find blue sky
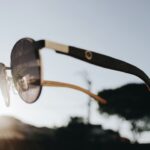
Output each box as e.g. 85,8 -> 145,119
0,0 -> 149,142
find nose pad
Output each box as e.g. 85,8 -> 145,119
17,76 -> 29,91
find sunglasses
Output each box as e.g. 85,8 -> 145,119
0,38 -> 150,106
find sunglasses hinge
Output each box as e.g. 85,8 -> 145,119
5,67 -> 12,70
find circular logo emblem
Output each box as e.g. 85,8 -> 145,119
85,51 -> 93,60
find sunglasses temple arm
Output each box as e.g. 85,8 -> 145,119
69,46 -> 150,90
41,80 -> 107,104
44,40 -> 150,90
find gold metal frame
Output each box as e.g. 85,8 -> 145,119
41,80 -> 107,104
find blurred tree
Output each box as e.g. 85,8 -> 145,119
98,83 -> 150,140
55,116 -> 130,147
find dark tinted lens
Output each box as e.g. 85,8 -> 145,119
11,38 -> 42,103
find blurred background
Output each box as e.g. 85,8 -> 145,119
0,0 -> 150,148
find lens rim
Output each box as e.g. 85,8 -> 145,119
10,38 -> 42,103
0,63 -> 10,106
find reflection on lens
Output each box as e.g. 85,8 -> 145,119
0,63 -> 10,106
11,38 -> 42,103
17,76 -> 29,91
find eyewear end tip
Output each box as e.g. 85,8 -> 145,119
146,79 -> 150,92
95,96 -> 107,105
148,86 -> 150,92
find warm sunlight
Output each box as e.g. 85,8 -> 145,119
0,116 -> 25,139
0,1 -> 149,149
